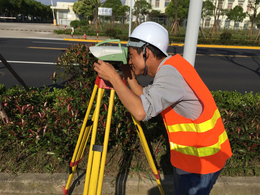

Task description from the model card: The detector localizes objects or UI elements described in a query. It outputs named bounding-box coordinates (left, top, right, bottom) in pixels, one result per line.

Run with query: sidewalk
left=1, top=22, right=260, bottom=195
left=1, top=172, right=260, bottom=195
left=0, top=22, right=108, bottom=40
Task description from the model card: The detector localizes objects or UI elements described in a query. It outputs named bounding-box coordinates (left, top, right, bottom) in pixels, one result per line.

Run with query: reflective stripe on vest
left=170, top=130, right=228, bottom=157
left=166, top=109, right=221, bottom=133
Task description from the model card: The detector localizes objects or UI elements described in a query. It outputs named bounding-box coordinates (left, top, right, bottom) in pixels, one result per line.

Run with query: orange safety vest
left=160, top=54, right=232, bottom=174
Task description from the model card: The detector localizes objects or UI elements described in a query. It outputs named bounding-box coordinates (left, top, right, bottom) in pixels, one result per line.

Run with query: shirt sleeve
left=140, top=65, right=185, bottom=121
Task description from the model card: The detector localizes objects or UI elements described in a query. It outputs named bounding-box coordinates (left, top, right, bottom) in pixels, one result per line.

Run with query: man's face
left=128, top=47, right=145, bottom=76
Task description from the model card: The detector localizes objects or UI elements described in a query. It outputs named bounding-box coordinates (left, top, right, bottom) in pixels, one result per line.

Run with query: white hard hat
left=127, top=22, right=169, bottom=56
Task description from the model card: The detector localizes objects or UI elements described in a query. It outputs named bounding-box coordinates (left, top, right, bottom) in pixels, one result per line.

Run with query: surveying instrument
left=62, top=39, right=165, bottom=195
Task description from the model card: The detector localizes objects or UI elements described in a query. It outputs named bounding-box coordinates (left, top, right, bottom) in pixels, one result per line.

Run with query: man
left=94, top=21, right=232, bottom=195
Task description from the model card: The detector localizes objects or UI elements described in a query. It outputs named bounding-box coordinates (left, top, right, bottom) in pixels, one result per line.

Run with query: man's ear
left=145, top=47, right=153, bottom=59
left=145, top=47, right=152, bottom=59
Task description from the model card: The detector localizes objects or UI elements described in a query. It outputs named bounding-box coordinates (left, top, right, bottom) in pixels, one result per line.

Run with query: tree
left=133, top=0, right=152, bottom=26
left=148, top=10, right=160, bottom=20
left=20, top=0, right=32, bottom=16
left=0, top=0, right=16, bottom=15
left=199, top=0, right=214, bottom=39
left=102, top=0, right=122, bottom=22
left=73, top=0, right=101, bottom=30
left=30, top=1, right=44, bottom=18
left=41, top=5, right=52, bottom=20
left=201, top=0, right=214, bottom=28
left=253, top=12, right=260, bottom=42
left=0, top=0, right=51, bottom=21
left=226, top=5, right=246, bottom=29
left=247, top=0, right=260, bottom=37
left=165, top=0, right=189, bottom=34
left=210, top=0, right=228, bottom=38
left=117, top=5, right=130, bottom=24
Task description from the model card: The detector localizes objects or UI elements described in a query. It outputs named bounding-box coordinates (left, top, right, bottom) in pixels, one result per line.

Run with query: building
left=124, top=0, right=169, bottom=23
left=203, top=0, right=260, bottom=30
left=51, top=2, right=80, bottom=26
left=124, top=0, right=169, bottom=14
left=124, top=0, right=260, bottom=30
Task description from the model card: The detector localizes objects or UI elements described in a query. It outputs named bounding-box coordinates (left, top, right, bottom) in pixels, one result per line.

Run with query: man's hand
left=120, top=64, right=143, bottom=97
left=93, top=60, right=145, bottom=121
left=119, top=64, right=134, bottom=80
left=93, top=59, right=120, bottom=82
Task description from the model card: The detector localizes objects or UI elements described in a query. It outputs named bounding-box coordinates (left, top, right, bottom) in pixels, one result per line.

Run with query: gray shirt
left=140, top=56, right=203, bottom=122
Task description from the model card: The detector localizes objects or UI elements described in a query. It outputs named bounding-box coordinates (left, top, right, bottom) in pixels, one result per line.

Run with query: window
left=217, top=19, right=222, bottom=27
left=165, top=0, right=170, bottom=7
left=243, top=20, right=249, bottom=29
left=228, top=3, right=232, bottom=10
left=58, top=12, right=68, bottom=19
left=155, top=0, right=160, bottom=8
left=205, top=19, right=210, bottom=27
left=218, top=3, right=223, bottom=9
left=235, top=21, right=239, bottom=28
left=243, top=23, right=248, bottom=29
left=247, top=4, right=251, bottom=12
left=225, top=20, right=230, bottom=28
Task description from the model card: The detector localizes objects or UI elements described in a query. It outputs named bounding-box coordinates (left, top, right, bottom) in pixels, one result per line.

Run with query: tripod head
left=89, top=39, right=128, bottom=70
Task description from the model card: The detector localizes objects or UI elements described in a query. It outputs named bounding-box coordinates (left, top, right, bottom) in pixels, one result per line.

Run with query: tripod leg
left=63, top=121, right=93, bottom=195
left=63, top=84, right=99, bottom=195
left=89, top=145, right=103, bottom=195
left=96, top=89, right=115, bottom=195
left=83, top=87, right=105, bottom=195
left=85, top=84, right=98, bottom=121
left=131, top=116, right=165, bottom=195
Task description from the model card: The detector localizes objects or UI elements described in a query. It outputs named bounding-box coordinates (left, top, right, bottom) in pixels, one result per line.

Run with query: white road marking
left=0, top=60, right=56, bottom=65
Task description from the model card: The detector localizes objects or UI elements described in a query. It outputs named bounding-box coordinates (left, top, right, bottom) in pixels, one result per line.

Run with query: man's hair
left=129, top=38, right=166, bottom=60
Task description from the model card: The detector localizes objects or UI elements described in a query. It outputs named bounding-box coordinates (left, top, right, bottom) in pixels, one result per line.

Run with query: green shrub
left=105, top=28, right=118, bottom=38
left=220, top=32, right=232, bottom=41
left=54, top=30, right=66, bottom=34
left=114, top=28, right=122, bottom=35
left=81, top=26, right=88, bottom=32
left=70, top=20, right=80, bottom=28
left=115, top=34, right=129, bottom=41
left=169, top=36, right=185, bottom=44
left=79, top=20, right=88, bottom=27
left=1, top=87, right=260, bottom=175
left=212, top=91, right=260, bottom=176
left=0, top=86, right=82, bottom=160
left=50, top=43, right=96, bottom=91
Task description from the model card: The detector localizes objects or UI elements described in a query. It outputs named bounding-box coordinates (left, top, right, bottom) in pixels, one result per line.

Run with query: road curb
left=0, top=29, right=53, bottom=33
left=0, top=173, right=260, bottom=195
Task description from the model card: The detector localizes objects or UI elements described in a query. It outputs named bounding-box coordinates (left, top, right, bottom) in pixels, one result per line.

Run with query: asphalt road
left=0, top=38, right=68, bottom=88
left=195, top=54, right=260, bottom=93
left=0, top=34, right=259, bottom=93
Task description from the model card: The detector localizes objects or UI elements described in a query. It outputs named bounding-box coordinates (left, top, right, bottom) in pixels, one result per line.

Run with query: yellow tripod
left=62, top=75, right=165, bottom=195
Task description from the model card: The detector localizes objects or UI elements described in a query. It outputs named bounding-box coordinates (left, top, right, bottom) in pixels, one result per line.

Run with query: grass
left=0, top=136, right=170, bottom=177
left=4, top=135, right=259, bottom=179
left=1, top=133, right=260, bottom=179
left=221, top=156, right=260, bottom=176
